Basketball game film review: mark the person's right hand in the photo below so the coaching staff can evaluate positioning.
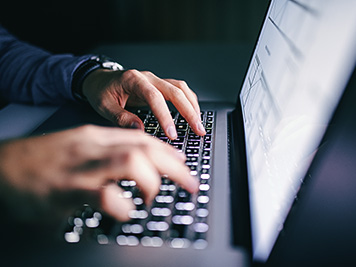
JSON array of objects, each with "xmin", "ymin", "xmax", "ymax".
[
  {"xmin": 0, "ymin": 125, "xmax": 199, "ymax": 225},
  {"xmin": 82, "ymin": 69, "xmax": 206, "ymax": 140}
]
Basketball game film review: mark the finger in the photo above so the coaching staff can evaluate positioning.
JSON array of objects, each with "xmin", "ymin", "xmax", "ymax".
[
  {"xmin": 144, "ymin": 142, "xmax": 199, "ymax": 194},
  {"xmin": 95, "ymin": 101, "xmax": 144, "ymax": 130},
  {"xmin": 107, "ymin": 131, "xmax": 196, "ymax": 193},
  {"xmin": 144, "ymin": 73, "xmax": 206, "ymax": 136},
  {"xmin": 103, "ymin": 146, "xmax": 162, "ymax": 203},
  {"xmin": 75, "ymin": 148, "xmax": 162, "ymax": 204},
  {"xmin": 123, "ymin": 72, "xmax": 178, "ymax": 139},
  {"xmin": 100, "ymin": 183, "xmax": 135, "ymax": 221},
  {"xmin": 164, "ymin": 79, "xmax": 201, "ymax": 117}
]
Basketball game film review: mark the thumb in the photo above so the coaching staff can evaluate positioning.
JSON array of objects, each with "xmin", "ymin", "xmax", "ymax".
[
  {"xmin": 112, "ymin": 108, "xmax": 145, "ymax": 130},
  {"xmin": 98, "ymin": 104, "xmax": 145, "ymax": 130}
]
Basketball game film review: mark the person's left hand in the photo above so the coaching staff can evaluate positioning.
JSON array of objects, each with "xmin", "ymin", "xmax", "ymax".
[
  {"xmin": 82, "ymin": 69, "xmax": 206, "ymax": 140},
  {"xmin": 0, "ymin": 125, "xmax": 198, "ymax": 225}
]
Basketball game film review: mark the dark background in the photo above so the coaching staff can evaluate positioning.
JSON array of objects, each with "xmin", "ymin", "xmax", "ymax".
[{"xmin": 0, "ymin": 0, "xmax": 269, "ymax": 54}]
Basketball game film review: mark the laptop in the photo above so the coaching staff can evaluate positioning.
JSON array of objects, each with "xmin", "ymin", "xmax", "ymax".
[{"xmin": 4, "ymin": 0, "xmax": 356, "ymax": 266}]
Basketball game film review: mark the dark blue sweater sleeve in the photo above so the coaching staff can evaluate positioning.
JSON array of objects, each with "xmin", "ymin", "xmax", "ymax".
[{"xmin": 0, "ymin": 25, "xmax": 92, "ymax": 105}]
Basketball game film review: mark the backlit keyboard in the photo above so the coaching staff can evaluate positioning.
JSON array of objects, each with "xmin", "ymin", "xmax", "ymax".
[{"xmin": 64, "ymin": 109, "xmax": 215, "ymax": 250}]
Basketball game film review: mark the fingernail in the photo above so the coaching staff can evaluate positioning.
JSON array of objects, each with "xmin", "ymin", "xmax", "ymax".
[
  {"xmin": 130, "ymin": 121, "xmax": 141, "ymax": 129},
  {"xmin": 167, "ymin": 125, "xmax": 177, "ymax": 139},
  {"xmin": 197, "ymin": 122, "xmax": 206, "ymax": 135}
]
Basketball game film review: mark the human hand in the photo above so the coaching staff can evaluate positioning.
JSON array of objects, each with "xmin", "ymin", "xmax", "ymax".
[
  {"xmin": 82, "ymin": 69, "xmax": 206, "ymax": 140},
  {"xmin": 0, "ymin": 125, "xmax": 198, "ymax": 224}
]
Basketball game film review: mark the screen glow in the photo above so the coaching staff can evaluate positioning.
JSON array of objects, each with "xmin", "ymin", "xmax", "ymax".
[{"xmin": 240, "ymin": 0, "xmax": 356, "ymax": 261}]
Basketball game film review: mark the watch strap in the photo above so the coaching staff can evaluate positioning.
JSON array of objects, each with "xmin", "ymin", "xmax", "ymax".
[{"xmin": 72, "ymin": 56, "xmax": 124, "ymax": 101}]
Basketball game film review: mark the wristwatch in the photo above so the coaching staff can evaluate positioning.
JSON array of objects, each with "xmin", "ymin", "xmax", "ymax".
[{"xmin": 72, "ymin": 55, "xmax": 124, "ymax": 101}]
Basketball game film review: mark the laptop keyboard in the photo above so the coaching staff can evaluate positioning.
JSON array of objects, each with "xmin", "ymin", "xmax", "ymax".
[{"xmin": 64, "ymin": 109, "xmax": 215, "ymax": 250}]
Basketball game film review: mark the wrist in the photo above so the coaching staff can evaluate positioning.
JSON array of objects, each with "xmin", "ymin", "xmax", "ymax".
[
  {"xmin": 72, "ymin": 55, "xmax": 124, "ymax": 101},
  {"xmin": 82, "ymin": 68, "xmax": 111, "ymax": 100}
]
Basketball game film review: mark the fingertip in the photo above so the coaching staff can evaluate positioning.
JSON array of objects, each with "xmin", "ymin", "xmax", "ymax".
[
  {"xmin": 178, "ymin": 167, "xmax": 200, "ymax": 194},
  {"xmin": 184, "ymin": 175, "xmax": 200, "ymax": 194},
  {"xmin": 196, "ymin": 121, "xmax": 206, "ymax": 136},
  {"xmin": 101, "ymin": 185, "xmax": 136, "ymax": 222},
  {"xmin": 144, "ymin": 195, "xmax": 155, "ymax": 207},
  {"xmin": 145, "ymin": 181, "xmax": 161, "ymax": 205},
  {"xmin": 167, "ymin": 125, "xmax": 178, "ymax": 140},
  {"xmin": 130, "ymin": 120, "xmax": 144, "ymax": 130}
]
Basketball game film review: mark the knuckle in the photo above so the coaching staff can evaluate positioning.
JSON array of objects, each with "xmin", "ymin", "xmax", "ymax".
[
  {"xmin": 169, "ymin": 86, "xmax": 185, "ymax": 98},
  {"xmin": 176, "ymin": 80, "xmax": 188, "ymax": 88},
  {"xmin": 68, "ymin": 125, "xmax": 100, "ymax": 154},
  {"xmin": 191, "ymin": 90, "xmax": 198, "ymax": 100},
  {"xmin": 120, "ymin": 149, "xmax": 138, "ymax": 167},
  {"xmin": 145, "ymin": 87, "xmax": 163, "ymax": 100},
  {"xmin": 76, "ymin": 124, "xmax": 98, "ymax": 136},
  {"xmin": 114, "ymin": 111, "xmax": 129, "ymax": 125},
  {"xmin": 121, "ymin": 69, "xmax": 140, "ymax": 80},
  {"xmin": 141, "ymin": 70, "xmax": 152, "ymax": 76}
]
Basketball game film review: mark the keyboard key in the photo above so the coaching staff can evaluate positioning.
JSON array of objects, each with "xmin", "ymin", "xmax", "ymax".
[
  {"xmin": 147, "ymin": 221, "xmax": 169, "ymax": 232},
  {"xmin": 155, "ymin": 195, "xmax": 174, "ymax": 204},
  {"xmin": 205, "ymin": 123, "xmax": 213, "ymax": 129},
  {"xmin": 199, "ymin": 184, "xmax": 210, "ymax": 192},
  {"xmin": 141, "ymin": 236, "xmax": 163, "ymax": 247},
  {"xmin": 204, "ymin": 143, "xmax": 211, "ymax": 150},
  {"xmin": 177, "ymin": 131, "xmax": 187, "ymax": 137},
  {"xmin": 177, "ymin": 190, "xmax": 191, "ymax": 202},
  {"xmin": 197, "ymin": 195, "xmax": 210, "ymax": 204},
  {"xmin": 206, "ymin": 116, "xmax": 214, "ymax": 123},
  {"xmin": 188, "ymin": 134, "xmax": 200, "ymax": 140},
  {"xmin": 200, "ymin": 174, "xmax": 211, "ymax": 180},
  {"xmin": 196, "ymin": 208, "xmax": 209, "ymax": 218},
  {"xmin": 145, "ymin": 128, "xmax": 156, "ymax": 135},
  {"xmin": 186, "ymin": 156, "xmax": 198, "ymax": 162},
  {"xmin": 175, "ymin": 202, "xmax": 195, "ymax": 211},
  {"xmin": 172, "ymin": 215, "xmax": 194, "ymax": 225},
  {"xmin": 151, "ymin": 207, "xmax": 171, "ymax": 217},
  {"xmin": 202, "ymin": 150, "xmax": 210, "ymax": 157},
  {"xmin": 194, "ymin": 223, "xmax": 209, "ymax": 233},
  {"xmin": 159, "ymin": 184, "xmax": 176, "ymax": 192},
  {"xmin": 186, "ymin": 148, "xmax": 199, "ymax": 154},
  {"xmin": 122, "ymin": 224, "xmax": 144, "ymax": 234},
  {"xmin": 145, "ymin": 122, "xmax": 158, "ymax": 129},
  {"xmin": 170, "ymin": 238, "xmax": 190, "ymax": 248},
  {"xmin": 204, "ymin": 135, "xmax": 212, "ymax": 142},
  {"xmin": 171, "ymin": 144, "xmax": 183, "ymax": 150},
  {"xmin": 128, "ymin": 210, "xmax": 148, "ymax": 219},
  {"xmin": 176, "ymin": 124, "xmax": 188, "ymax": 131},
  {"xmin": 187, "ymin": 141, "xmax": 200, "ymax": 147},
  {"xmin": 116, "ymin": 235, "xmax": 139, "ymax": 246},
  {"xmin": 171, "ymin": 137, "xmax": 185, "ymax": 144}
]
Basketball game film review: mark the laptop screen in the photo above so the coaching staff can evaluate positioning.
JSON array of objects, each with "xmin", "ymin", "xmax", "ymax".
[{"xmin": 239, "ymin": 0, "xmax": 356, "ymax": 261}]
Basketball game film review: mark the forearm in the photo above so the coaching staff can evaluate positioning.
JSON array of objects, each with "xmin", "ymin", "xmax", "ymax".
[{"xmin": 0, "ymin": 26, "xmax": 91, "ymax": 105}]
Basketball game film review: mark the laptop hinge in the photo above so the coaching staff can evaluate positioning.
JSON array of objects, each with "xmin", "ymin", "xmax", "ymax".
[{"xmin": 228, "ymin": 102, "xmax": 252, "ymax": 255}]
